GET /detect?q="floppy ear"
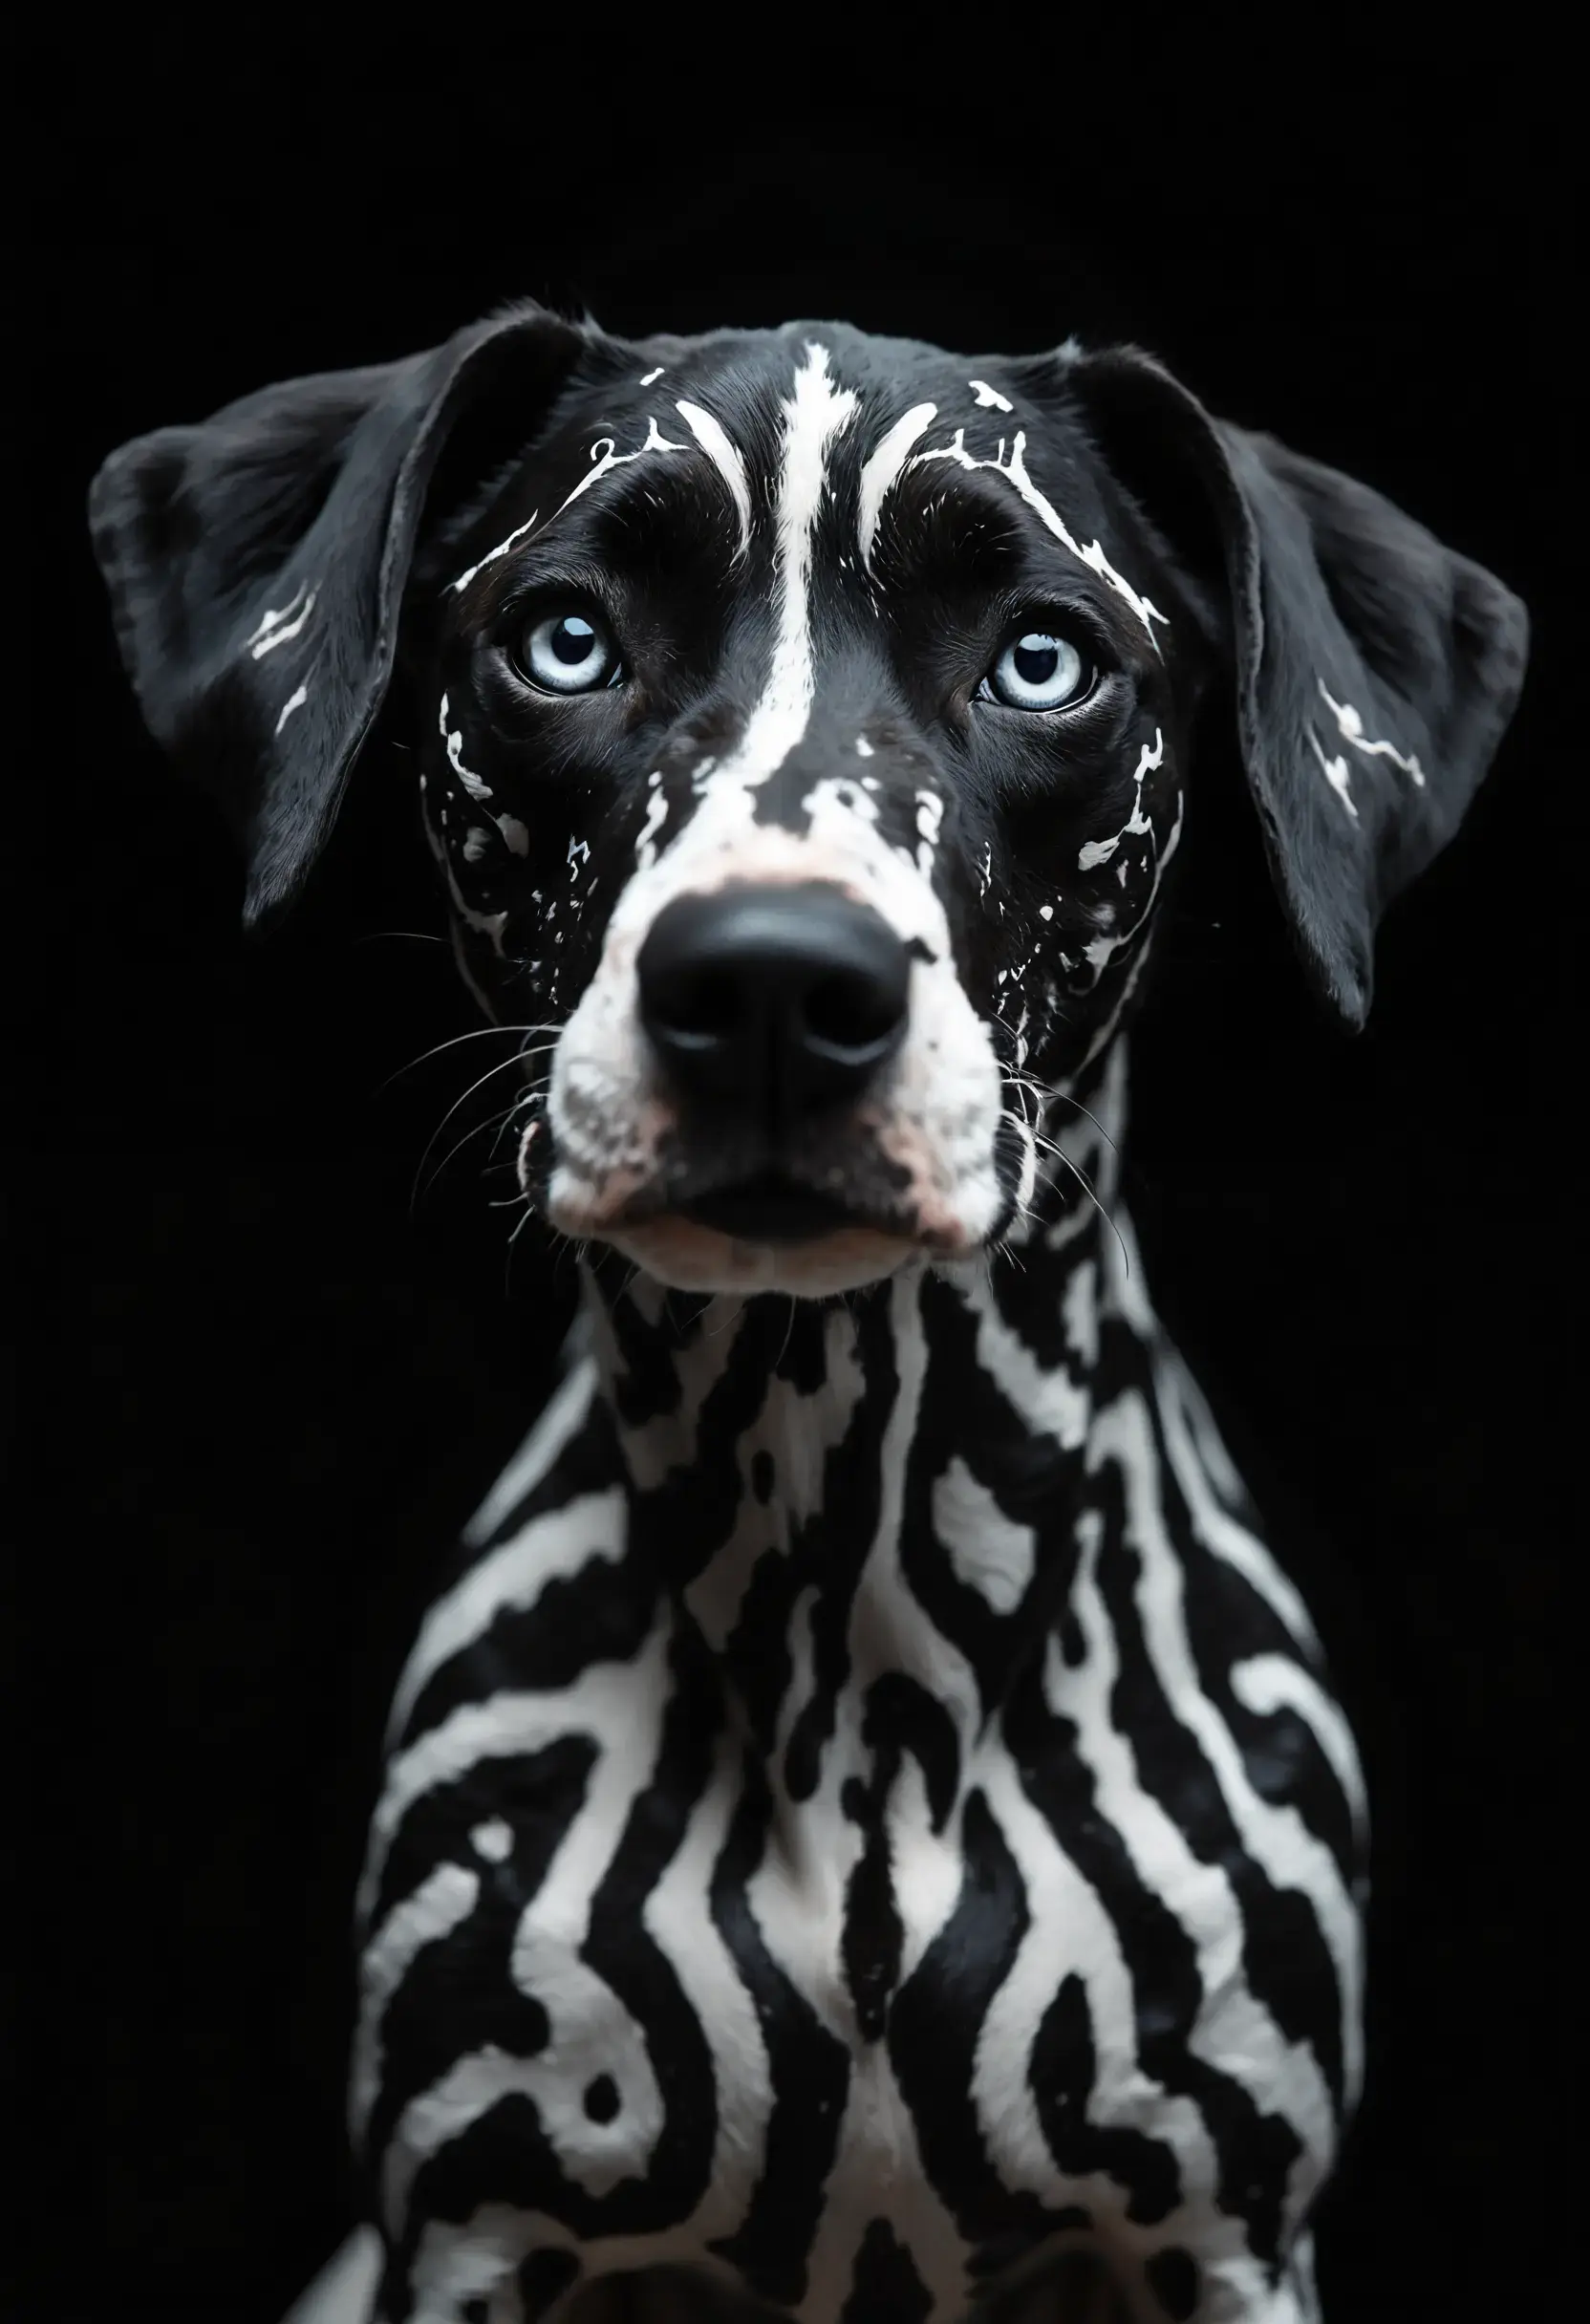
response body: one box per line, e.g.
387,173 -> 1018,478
1066,347 -> 1529,1028
88,301 -> 591,928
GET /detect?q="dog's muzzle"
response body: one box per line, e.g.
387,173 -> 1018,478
635,879 -> 911,1242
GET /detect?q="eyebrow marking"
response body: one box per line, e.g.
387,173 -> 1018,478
969,378 -> 1013,412
547,416 -> 691,527
911,427 -> 1170,653
273,680 -> 309,734
674,398 -> 753,560
639,366 -> 665,385
450,513 -> 540,595
856,401 -> 939,572
449,416 -> 694,593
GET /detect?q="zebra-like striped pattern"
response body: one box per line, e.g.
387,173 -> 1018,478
350,1074 -> 1366,2324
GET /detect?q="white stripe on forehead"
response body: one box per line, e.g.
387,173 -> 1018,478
674,399 -> 753,561
702,341 -> 858,789
911,425 -> 1170,653
856,402 -> 939,574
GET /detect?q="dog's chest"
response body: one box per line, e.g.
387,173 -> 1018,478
403,1588 -> 1241,2284
364,1322 -> 1364,2319
457,1664 -> 1124,2309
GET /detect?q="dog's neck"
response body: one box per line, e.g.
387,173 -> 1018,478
579,1040 -> 1151,1786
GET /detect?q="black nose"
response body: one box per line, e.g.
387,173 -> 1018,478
635,881 -> 911,1122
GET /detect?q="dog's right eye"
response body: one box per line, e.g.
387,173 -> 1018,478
514,608 -> 623,696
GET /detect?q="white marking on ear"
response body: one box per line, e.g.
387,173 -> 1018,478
450,512 -> 540,595
912,428 -> 1169,653
856,401 -> 938,572
1308,732 -> 1361,820
855,737 -> 874,758
273,681 -> 309,735
244,584 -> 307,647
638,366 -> 665,385
674,399 -> 753,560
1077,729 -> 1165,870
247,584 -> 316,658
969,378 -> 1013,413
1319,679 -> 1426,786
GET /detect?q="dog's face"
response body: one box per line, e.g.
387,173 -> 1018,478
92,301 -> 1526,1274
413,327 -> 1214,1296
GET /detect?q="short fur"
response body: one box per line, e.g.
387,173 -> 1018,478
91,304 -> 1526,2323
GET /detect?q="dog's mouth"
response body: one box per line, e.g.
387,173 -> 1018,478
678,1171 -> 860,1244
543,1146 -> 981,1296
594,1169 -> 945,1297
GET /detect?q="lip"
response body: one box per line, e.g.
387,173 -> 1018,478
679,1173 -> 864,1244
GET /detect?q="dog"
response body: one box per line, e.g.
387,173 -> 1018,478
90,302 -> 1527,2323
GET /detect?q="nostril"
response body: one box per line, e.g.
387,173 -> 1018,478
803,971 -> 904,1056
652,965 -> 742,1046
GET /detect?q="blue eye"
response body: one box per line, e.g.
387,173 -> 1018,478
979,628 -> 1094,712
518,608 -> 622,695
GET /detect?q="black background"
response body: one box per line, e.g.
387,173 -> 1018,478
26,38 -> 1574,2324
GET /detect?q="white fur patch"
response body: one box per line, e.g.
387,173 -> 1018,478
1318,678 -> 1426,786
675,398 -> 754,560
247,582 -> 316,657
856,401 -> 938,572
1077,730 -> 1164,870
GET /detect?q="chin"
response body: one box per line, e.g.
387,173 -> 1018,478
589,1215 -> 930,1299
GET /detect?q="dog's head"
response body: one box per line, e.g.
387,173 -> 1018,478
90,306 -> 1526,1296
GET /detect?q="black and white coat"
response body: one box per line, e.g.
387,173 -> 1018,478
91,307 -> 1527,2324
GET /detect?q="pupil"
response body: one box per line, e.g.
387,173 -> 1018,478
553,615 -> 596,664
1014,635 -> 1060,684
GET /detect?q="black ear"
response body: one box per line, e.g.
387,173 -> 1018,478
88,301 -> 592,928
1067,347 -> 1529,1028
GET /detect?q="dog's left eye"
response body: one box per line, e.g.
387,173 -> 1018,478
979,628 -> 1094,712
516,608 -> 623,695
